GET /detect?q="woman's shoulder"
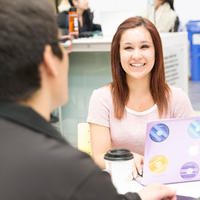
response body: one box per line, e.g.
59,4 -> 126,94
88,84 -> 113,119
90,84 -> 112,103
169,85 -> 185,94
92,84 -> 112,96
168,86 -> 195,117
169,85 -> 189,102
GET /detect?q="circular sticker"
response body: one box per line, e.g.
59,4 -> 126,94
188,120 -> 200,138
180,162 -> 199,180
149,155 -> 168,173
149,123 -> 169,142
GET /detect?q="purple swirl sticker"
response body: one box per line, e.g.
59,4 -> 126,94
180,162 -> 199,180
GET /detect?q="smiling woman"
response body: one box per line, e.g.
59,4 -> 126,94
87,16 -> 195,177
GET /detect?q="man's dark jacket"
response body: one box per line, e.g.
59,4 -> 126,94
0,102 -> 141,200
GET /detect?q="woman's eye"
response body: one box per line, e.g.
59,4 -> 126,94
141,45 -> 149,49
124,46 -> 133,50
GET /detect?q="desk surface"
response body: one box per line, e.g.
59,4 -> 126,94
129,180 -> 200,198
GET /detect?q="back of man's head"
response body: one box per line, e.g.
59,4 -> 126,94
0,0 -> 62,102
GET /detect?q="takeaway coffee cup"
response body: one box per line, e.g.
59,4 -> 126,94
104,149 -> 134,194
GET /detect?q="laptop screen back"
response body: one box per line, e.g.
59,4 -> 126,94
142,117 -> 200,185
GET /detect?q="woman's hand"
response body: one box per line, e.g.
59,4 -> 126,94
132,152 -> 144,179
138,183 -> 176,200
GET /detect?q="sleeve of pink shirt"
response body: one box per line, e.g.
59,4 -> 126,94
87,86 -> 111,128
169,86 -> 196,118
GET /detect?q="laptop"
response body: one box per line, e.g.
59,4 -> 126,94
136,117 -> 200,186
176,195 -> 197,200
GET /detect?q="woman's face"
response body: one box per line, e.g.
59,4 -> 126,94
119,26 -> 155,81
74,0 -> 89,11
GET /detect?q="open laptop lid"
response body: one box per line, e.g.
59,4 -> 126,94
141,117 -> 200,186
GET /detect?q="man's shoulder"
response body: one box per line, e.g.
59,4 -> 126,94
34,142 -> 101,198
0,118 -> 103,199
0,117 -> 98,175
0,117 -> 100,188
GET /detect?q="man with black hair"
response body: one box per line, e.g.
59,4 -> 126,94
0,0 -> 176,199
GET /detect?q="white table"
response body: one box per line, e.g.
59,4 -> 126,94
117,180 -> 200,198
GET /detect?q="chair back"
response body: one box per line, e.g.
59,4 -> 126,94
77,123 -> 92,156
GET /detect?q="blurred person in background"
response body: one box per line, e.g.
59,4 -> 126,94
143,0 -> 179,32
57,0 -> 101,36
0,0 -> 176,199
50,0 -> 70,13
58,0 -> 70,12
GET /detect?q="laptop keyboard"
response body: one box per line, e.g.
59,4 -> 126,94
176,195 -> 197,200
134,176 -> 198,199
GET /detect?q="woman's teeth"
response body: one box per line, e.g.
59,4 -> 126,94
130,63 -> 144,67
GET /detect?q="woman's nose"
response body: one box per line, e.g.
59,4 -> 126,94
131,49 -> 142,59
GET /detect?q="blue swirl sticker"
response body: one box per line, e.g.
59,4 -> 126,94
188,120 -> 200,138
149,123 -> 169,142
180,162 -> 199,180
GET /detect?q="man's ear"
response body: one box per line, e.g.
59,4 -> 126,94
42,45 -> 58,77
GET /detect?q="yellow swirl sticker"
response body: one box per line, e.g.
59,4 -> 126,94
149,155 -> 168,173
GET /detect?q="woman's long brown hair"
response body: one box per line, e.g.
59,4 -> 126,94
110,16 -> 170,119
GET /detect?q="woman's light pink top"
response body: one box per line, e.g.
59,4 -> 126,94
87,85 -> 196,155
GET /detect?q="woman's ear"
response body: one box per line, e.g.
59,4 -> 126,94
42,45 -> 58,77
